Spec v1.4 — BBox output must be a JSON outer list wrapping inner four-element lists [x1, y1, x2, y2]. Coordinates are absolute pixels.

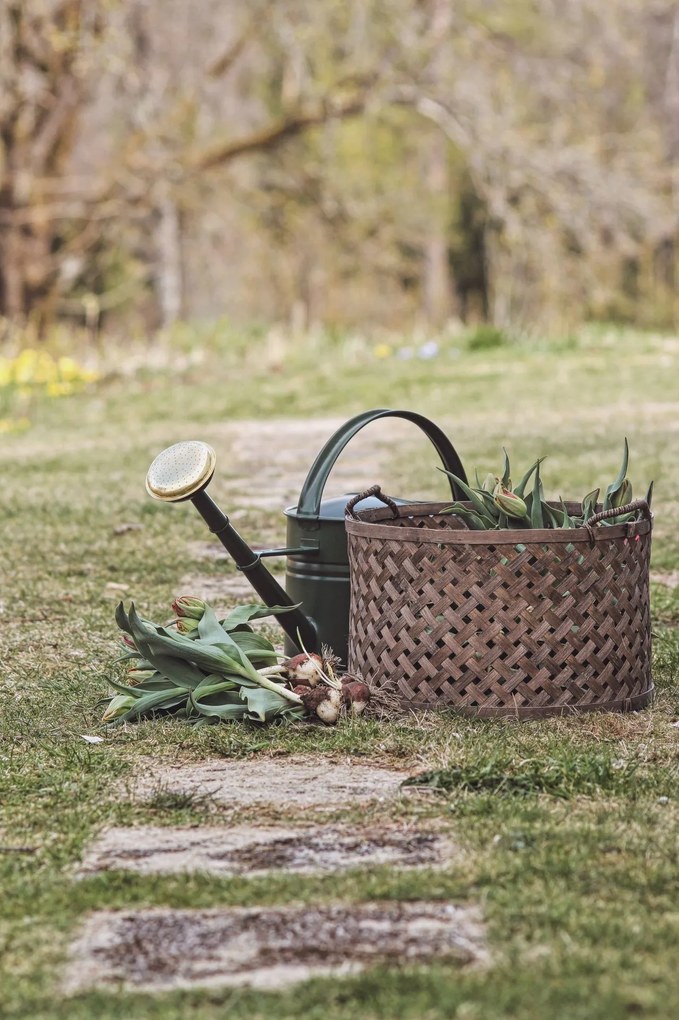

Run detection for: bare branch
[[207, 8, 268, 78], [190, 93, 368, 172]]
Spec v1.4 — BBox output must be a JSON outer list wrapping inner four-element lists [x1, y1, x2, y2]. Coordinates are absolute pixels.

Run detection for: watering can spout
[[145, 441, 319, 654]]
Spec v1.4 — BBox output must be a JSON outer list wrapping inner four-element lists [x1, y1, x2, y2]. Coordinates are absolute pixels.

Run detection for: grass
[[1, 323, 679, 1018]]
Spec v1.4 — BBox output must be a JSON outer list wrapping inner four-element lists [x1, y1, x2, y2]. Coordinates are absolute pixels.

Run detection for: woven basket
[[345, 491, 653, 718]]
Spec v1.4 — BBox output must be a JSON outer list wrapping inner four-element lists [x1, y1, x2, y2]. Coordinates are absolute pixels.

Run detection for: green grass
[[1, 324, 679, 1018]]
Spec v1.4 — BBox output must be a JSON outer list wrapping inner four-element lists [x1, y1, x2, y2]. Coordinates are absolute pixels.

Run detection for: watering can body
[[283, 492, 407, 665], [277, 409, 467, 666]]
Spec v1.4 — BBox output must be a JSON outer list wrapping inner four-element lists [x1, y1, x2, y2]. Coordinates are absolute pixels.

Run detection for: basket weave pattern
[[346, 502, 653, 718]]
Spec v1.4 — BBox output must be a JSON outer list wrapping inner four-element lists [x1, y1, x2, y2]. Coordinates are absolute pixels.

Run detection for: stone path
[[130, 755, 410, 811], [65, 754, 486, 993], [77, 823, 456, 878], [63, 902, 487, 994], [64, 418, 486, 996]]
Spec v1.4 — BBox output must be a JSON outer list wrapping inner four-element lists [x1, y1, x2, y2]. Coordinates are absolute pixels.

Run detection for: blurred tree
[[1, 0, 678, 336], [0, 1, 104, 328]]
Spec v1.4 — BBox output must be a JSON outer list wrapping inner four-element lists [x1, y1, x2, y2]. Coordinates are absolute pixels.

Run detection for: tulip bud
[[171, 595, 207, 620], [175, 617, 200, 634], [127, 668, 154, 686], [492, 483, 528, 519], [614, 479, 632, 508], [102, 694, 136, 723], [482, 473, 498, 493]]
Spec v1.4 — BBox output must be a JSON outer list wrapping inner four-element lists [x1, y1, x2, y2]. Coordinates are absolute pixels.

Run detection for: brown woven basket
[[345, 490, 653, 718]]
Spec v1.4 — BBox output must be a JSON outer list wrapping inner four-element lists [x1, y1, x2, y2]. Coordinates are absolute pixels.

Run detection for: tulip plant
[[101, 599, 305, 726], [101, 597, 370, 726], [440, 439, 652, 531]]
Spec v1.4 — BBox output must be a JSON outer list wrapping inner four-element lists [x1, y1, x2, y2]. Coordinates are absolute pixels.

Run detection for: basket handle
[[583, 499, 651, 545], [345, 485, 401, 520], [295, 408, 467, 520]]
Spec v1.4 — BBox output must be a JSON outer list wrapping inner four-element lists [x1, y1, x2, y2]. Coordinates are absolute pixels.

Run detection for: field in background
[[1, 324, 679, 1019]]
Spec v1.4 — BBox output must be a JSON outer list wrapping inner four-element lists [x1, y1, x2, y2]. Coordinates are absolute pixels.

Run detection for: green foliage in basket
[[440, 439, 653, 531]]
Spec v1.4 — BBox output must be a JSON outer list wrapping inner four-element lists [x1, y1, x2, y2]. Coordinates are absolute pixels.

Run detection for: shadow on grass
[[404, 744, 675, 799]]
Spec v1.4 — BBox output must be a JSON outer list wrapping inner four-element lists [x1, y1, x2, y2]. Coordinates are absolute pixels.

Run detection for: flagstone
[[63, 901, 487, 993], [77, 823, 457, 877], [131, 755, 410, 811]]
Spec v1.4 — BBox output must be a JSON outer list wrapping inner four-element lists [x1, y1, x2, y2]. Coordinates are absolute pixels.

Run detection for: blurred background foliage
[[1, 0, 679, 343]]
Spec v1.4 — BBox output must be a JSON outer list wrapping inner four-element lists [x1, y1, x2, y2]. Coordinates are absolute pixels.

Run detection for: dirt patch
[[208, 416, 417, 511], [175, 567, 286, 605], [131, 756, 410, 811], [63, 901, 487, 993], [77, 824, 457, 878]]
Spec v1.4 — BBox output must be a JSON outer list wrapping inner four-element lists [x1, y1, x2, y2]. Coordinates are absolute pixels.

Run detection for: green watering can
[[145, 408, 467, 666]]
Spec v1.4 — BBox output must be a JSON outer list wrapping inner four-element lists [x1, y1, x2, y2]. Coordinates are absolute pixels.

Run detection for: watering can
[[145, 408, 467, 666]]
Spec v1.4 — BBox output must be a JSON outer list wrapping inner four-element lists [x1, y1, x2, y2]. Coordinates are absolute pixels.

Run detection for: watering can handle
[[296, 408, 467, 519]]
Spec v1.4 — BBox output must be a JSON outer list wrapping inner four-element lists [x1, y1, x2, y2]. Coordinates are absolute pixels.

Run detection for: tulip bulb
[[302, 686, 342, 724], [341, 679, 371, 716], [282, 652, 325, 686]]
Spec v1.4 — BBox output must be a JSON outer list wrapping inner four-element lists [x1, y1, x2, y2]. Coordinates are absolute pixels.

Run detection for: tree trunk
[[422, 131, 454, 326], [0, 1, 94, 327], [156, 188, 184, 327]]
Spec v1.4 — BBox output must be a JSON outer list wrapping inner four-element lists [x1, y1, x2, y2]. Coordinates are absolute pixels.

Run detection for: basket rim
[[344, 499, 653, 546]]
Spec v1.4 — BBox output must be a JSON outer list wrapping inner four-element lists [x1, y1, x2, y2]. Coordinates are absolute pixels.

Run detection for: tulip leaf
[[221, 603, 301, 630], [190, 684, 244, 708], [190, 674, 240, 698], [239, 685, 290, 722], [108, 689, 189, 725], [476, 489, 501, 518], [105, 677, 146, 698], [115, 601, 132, 636], [540, 501, 560, 529], [198, 604, 235, 645], [127, 604, 237, 677], [240, 685, 305, 722], [514, 458, 544, 499], [130, 677, 184, 692], [557, 498, 574, 528], [580, 488, 600, 524], [438, 469, 496, 523], [191, 699, 249, 721], [112, 651, 152, 668], [440, 503, 490, 530], [531, 465, 544, 529], [603, 438, 629, 510], [501, 447, 511, 488], [116, 605, 210, 686], [619, 478, 633, 506], [230, 630, 280, 664]]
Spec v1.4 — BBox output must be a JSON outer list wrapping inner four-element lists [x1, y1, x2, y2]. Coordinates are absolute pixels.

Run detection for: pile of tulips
[[101, 597, 369, 727]]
